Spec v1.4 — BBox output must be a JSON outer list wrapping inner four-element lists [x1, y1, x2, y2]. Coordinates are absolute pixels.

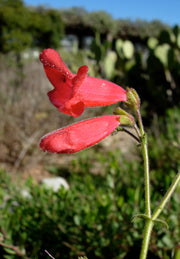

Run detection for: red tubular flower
[[40, 115, 120, 153], [40, 48, 127, 117]]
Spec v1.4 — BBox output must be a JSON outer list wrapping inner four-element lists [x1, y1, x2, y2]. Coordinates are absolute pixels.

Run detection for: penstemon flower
[[40, 115, 121, 153], [40, 48, 127, 117], [39, 49, 180, 259]]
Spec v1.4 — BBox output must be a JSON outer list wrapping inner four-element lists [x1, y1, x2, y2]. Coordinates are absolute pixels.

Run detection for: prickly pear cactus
[[177, 33, 180, 48], [116, 39, 134, 59], [104, 50, 117, 79], [173, 26, 180, 48], [154, 43, 170, 67], [90, 33, 111, 64], [123, 40, 134, 59], [115, 39, 124, 57], [147, 37, 159, 49], [159, 29, 176, 44]]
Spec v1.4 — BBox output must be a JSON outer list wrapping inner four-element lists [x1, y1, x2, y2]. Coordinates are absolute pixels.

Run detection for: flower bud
[[119, 115, 134, 126], [114, 107, 135, 126], [114, 107, 130, 116], [126, 88, 140, 111]]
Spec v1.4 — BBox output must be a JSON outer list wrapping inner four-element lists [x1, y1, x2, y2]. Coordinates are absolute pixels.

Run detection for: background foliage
[[0, 110, 180, 258]]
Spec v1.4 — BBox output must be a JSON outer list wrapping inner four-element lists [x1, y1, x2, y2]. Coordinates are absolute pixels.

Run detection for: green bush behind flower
[[0, 107, 179, 259]]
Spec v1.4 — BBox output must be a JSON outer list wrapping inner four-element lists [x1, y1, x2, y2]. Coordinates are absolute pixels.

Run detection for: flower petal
[[39, 48, 72, 82], [48, 89, 85, 117], [40, 115, 120, 153], [40, 48, 127, 117], [80, 76, 127, 106], [72, 65, 88, 94], [40, 49, 73, 108]]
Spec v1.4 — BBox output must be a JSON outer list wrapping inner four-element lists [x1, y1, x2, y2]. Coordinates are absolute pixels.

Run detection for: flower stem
[[136, 109, 152, 259], [136, 107, 180, 259], [121, 127, 141, 143], [152, 170, 180, 221], [139, 220, 154, 259], [137, 109, 151, 218], [45, 250, 55, 259]]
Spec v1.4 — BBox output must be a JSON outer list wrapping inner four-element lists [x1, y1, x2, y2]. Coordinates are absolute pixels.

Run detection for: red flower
[[40, 115, 120, 153], [40, 49, 127, 117]]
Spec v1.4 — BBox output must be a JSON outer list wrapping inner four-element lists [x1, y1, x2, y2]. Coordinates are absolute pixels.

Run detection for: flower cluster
[[39, 48, 128, 153]]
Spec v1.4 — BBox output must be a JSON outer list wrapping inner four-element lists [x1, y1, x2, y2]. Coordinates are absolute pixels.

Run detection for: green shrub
[[0, 145, 179, 258], [0, 107, 179, 258]]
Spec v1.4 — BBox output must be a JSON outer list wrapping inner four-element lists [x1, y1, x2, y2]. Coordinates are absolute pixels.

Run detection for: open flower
[[40, 48, 127, 117], [40, 115, 120, 153]]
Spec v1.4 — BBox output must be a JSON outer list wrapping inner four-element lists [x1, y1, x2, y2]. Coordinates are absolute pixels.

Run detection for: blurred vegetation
[[59, 7, 170, 40], [0, 1, 172, 53], [87, 27, 180, 119], [1, 1, 180, 115], [0, 107, 179, 258], [0, 1, 180, 258], [0, 0, 64, 52]]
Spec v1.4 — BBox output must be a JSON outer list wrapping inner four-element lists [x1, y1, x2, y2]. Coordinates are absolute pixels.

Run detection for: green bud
[[120, 115, 134, 126], [114, 107, 135, 126], [126, 88, 140, 111], [114, 107, 130, 116]]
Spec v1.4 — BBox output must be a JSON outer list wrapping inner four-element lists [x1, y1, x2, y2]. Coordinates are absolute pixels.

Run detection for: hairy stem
[[136, 108, 152, 259], [137, 109, 151, 217], [139, 220, 154, 259], [152, 170, 180, 220]]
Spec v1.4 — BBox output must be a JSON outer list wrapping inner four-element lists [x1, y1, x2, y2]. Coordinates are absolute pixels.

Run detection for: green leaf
[[74, 215, 81, 226], [131, 214, 151, 222], [3, 247, 16, 255], [153, 219, 169, 229]]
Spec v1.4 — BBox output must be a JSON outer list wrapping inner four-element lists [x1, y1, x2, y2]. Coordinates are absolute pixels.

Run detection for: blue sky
[[23, 0, 180, 26]]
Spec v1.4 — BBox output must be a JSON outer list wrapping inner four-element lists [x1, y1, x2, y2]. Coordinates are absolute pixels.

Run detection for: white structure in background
[[82, 36, 94, 50], [61, 34, 78, 52], [61, 34, 94, 51], [21, 49, 40, 60], [41, 177, 70, 192]]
